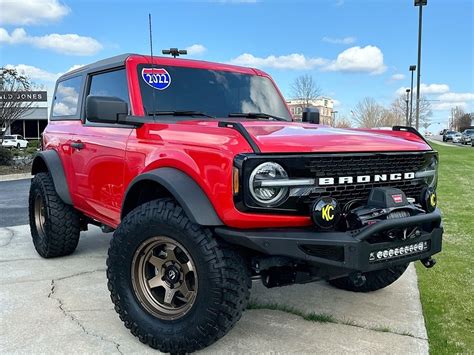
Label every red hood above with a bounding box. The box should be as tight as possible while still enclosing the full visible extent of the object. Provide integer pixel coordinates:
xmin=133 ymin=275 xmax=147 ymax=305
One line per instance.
xmin=237 ymin=121 xmax=431 ymax=153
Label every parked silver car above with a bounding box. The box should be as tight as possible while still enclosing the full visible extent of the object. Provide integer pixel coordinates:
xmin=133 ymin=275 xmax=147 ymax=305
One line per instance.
xmin=460 ymin=129 xmax=474 ymax=145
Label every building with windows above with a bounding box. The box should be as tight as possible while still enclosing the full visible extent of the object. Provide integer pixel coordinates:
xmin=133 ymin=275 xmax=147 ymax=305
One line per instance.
xmin=2 ymin=107 xmax=48 ymax=140
xmin=286 ymin=97 xmax=334 ymax=125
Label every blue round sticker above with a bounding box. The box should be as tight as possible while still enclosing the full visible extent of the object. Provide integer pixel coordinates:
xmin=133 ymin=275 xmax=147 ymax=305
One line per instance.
xmin=142 ymin=68 xmax=171 ymax=90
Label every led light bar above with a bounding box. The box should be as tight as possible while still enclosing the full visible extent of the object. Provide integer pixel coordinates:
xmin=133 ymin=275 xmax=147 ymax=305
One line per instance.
xmin=369 ymin=241 xmax=429 ymax=262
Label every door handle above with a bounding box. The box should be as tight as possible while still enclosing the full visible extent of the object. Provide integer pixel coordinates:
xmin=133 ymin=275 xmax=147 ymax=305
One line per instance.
xmin=71 ymin=141 xmax=84 ymax=150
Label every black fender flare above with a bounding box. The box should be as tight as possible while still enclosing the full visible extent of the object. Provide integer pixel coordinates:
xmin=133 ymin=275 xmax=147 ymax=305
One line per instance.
xmin=122 ymin=167 xmax=223 ymax=226
xmin=31 ymin=150 xmax=73 ymax=205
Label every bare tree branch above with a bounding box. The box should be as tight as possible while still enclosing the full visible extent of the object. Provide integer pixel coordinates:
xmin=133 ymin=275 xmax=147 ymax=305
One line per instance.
xmin=290 ymin=74 xmax=322 ymax=109
xmin=0 ymin=67 xmax=35 ymax=139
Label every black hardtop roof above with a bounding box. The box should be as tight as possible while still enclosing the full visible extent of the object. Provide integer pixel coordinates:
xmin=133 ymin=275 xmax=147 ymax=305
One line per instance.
xmin=58 ymin=53 xmax=133 ymax=81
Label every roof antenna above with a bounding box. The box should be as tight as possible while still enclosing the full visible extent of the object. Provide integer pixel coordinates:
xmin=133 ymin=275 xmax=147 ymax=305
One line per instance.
xmin=148 ymin=13 xmax=156 ymax=121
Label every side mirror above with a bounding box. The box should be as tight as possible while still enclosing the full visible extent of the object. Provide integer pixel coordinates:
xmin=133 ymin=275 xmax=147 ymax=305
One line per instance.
xmin=302 ymin=108 xmax=320 ymax=124
xmin=85 ymin=95 xmax=128 ymax=124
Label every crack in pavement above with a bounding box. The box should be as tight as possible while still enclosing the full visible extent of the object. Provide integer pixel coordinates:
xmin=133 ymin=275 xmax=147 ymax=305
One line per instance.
xmin=46 ymin=270 xmax=123 ymax=355
xmin=248 ymin=302 xmax=427 ymax=341
xmin=0 ymin=227 xmax=15 ymax=247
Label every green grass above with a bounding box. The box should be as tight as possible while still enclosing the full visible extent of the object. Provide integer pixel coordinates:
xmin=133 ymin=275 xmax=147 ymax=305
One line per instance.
xmin=416 ymin=143 xmax=474 ymax=354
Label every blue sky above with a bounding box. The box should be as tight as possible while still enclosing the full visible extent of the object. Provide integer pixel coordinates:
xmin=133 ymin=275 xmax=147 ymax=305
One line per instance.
xmin=1 ymin=0 xmax=473 ymax=128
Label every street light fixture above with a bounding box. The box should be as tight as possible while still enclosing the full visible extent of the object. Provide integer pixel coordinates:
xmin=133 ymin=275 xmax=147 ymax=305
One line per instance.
xmin=405 ymin=89 xmax=411 ymax=126
xmin=409 ymin=65 xmax=416 ymax=127
xmin=414 ymin=0 xmax=427 ymax=131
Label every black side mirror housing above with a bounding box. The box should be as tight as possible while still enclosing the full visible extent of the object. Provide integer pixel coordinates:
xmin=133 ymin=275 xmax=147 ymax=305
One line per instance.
xmin=85 ymin=96 xmax=128 ymax=124
xmin=302 ymin=108 xmax=320 ymax=124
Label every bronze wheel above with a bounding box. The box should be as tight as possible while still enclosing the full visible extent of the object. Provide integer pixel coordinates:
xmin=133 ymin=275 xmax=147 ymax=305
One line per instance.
xmin=131 ymin=236 xmax=198 ymax=320
xmin=34 ymin=194 xmax=46 ymax=239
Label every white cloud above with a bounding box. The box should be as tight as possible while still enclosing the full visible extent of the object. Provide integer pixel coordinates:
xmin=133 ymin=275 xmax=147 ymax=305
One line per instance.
xmin=0 ymin=28 xmax=102 ymax=56
xmin=229 ymin=45 xmax=387 ymax=75
xmin=396 ymin=83 xmax=450 ymax=96
xmin=333 ymin=99 xmax=341 ymax=107
xmin=431 ymin=102 xmax=468 ymax=111
xmin=323 ymin=45 xmax=387 ymax=75
xmin=437 ymin=92 xmax=474 ymax=102
xmin=0 ymin=0 xmax=70 ymax=25
xmin=185 ymin=44 xmax=206 ymax=56
xmin=4 ymin=64 xmax=59 ymax=82
xmin=5 ymin=63 xmax=84 ymax=82
xmin=229 ymin=53 xmax=327 ymax=70
xmin=322 ymin=36 xmax=356 ymax=45
xmin=390 ymin=73 xmax=405 ymax=81
xmin=66 ymin=64 xmax=85 ymax=73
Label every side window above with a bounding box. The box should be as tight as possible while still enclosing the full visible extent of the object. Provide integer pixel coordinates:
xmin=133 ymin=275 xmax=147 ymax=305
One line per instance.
xmin=88 ymin=69 xmax=130 ymax=114
xmin=52 ymin=76 xmax=82 ymax=118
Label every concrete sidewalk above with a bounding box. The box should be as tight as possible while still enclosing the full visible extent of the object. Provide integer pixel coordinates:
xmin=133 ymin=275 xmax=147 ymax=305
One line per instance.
xmin=0 ymin=225 xmax=429 ymax=354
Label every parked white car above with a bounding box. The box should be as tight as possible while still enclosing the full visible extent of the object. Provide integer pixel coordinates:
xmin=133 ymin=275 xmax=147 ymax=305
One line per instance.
xmin=452 ymin=133 xmax=463 ymax=143
xmin=1 ymin=135 xmax=29 ymax=149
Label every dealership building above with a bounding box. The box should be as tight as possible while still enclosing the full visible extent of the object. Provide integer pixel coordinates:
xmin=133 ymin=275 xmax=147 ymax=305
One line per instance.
xmin=2 ymin=107 xmax=48 ymax=140
xmin=286 ymin=97 xmax=335 ymax=125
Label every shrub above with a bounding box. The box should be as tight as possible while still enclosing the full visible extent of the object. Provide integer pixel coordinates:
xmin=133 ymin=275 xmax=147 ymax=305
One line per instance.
xmin=0 ymin=147 xmax=13 ymax=166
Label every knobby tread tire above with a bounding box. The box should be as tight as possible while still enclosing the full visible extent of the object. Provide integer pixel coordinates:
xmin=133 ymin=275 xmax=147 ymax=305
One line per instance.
xmin=28 ymin=172 xmax=80 ymax=258
xmin=107 ymin=199 xmax=251 ymax=353
xmin=328 ymin=264 xmax=409 ymax=292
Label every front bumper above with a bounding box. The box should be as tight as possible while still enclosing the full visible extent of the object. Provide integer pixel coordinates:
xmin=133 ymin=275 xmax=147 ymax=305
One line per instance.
xmin=215 ymin=209 xmax=442 ymax=274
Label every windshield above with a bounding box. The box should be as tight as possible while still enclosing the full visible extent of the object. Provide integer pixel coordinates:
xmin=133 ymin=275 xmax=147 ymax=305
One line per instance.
xmin=137 ymin=65 xmax=291 ymax=120
xmin=3 ymin=136 xmax=14 ymax=139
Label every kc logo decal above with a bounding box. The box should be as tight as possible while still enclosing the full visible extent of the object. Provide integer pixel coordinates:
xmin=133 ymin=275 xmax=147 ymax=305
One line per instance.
xmin=142 ymin=68 xmax=171 ymax=90
xmin=321 ymin=204 xmax=334 ymax=222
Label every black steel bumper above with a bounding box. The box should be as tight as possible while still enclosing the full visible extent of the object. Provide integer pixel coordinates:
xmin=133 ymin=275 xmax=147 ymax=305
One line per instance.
xmin=215 ymin=209 xmax=443 ymax=273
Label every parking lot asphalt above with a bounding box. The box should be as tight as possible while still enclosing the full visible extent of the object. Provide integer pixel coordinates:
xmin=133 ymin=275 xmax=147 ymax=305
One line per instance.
xmin=0 ymin=225 xmax=429 ymax=354
xmin=0 ymin=178 xmax=30 ymax=228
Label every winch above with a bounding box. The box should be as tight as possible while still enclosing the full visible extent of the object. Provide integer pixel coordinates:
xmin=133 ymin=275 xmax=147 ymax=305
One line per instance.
xmin=346 ymin=187 xmax=425 ymax=239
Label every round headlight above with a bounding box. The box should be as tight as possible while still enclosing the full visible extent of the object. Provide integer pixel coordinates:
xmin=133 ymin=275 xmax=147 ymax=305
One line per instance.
xmin=249 ymin=162 xmax=288 ymax=206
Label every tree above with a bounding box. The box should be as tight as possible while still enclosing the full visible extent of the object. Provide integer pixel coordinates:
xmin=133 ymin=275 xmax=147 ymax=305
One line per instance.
xmin=353 ymin=96 xmax=432 ymax=129
xmin=290 ymin=74 xmax=322 ymax=109
xmin=0 ymin=67 xmax=35 ymax=139
xmin=455 ymin=112 xmax=472 ymax=132
xmin=352 ymin=97 xmax=385 ymax=128
xmin=334 ymin=117 xmax=353 ymax=128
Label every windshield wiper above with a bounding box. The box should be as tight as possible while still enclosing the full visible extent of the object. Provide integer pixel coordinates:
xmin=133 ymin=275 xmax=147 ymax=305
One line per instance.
xmin=228 ymin=112 xmax=287 ymax=121
xmin=147 ymin=110 xmax=214 ymax=118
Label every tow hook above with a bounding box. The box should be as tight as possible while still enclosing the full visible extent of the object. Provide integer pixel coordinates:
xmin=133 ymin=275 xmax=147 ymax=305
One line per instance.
xmin=349 ymin=272 xmax=366 ymax=287
xmin=421 ymin=257 xmax=436 ymax=268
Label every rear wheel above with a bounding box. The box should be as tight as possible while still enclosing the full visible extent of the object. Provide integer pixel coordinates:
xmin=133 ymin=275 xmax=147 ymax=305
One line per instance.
xmin=328 ymin=264 xmax=409 ymax=292
xmin=29 ymin=172 xmax=80 ymax=258
xmin=107 ymin=199 xmax=251 ymax=353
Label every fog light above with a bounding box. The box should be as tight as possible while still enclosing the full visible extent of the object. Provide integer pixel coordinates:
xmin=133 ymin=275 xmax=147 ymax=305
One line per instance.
xmin=421 ymin=187 xmax=437 ymax=213
xmin=311 ymin=197 xmax=341 ymax=229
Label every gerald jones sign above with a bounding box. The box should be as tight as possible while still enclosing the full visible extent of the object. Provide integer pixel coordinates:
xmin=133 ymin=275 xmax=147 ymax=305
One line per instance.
xmin=0 ymin=91 xmax=48 ymax=102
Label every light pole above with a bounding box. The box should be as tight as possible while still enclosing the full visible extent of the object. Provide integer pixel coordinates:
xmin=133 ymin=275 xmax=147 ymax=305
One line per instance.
xmin=405 ymin=89 xmax=411 ymax=126
xmin=332 ymin=110 xmax=338 ymax=126
xmin=409 ymin=65 xmax=416 ymax=126
xmin=414 ymin=0 xmax=427 ymax=131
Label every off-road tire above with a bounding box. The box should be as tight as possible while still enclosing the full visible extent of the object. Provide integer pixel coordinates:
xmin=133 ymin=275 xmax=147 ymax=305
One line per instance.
xmin=328 ymin=264 xmax=409 ymax=292
xmin=107 ymin=199 xmax=251 ymax=353
xmin=29 ymin=172 xmax=80 ymax=258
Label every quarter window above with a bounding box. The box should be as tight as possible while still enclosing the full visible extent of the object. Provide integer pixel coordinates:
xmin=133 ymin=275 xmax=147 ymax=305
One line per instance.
xmin=52 ymin=76 xmax=82 ymax=117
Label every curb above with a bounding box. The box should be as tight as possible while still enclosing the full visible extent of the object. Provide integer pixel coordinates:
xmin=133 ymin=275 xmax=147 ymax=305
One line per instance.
xmin=0 ymin=173 xmax=31 ymax=182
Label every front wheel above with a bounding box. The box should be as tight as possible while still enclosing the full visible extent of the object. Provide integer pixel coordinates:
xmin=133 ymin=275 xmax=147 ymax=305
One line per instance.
xmin=328 ymin=264 xmax=409 ymax=292
xmin=29 ymin=172 xmax=80 ymax=257
xmin=107 ymin=199 xmax=251 ymax=353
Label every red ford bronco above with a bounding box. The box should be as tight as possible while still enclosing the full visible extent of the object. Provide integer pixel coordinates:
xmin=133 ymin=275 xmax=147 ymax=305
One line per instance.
xmin=29 ymin=53 xmax=442 ymax=353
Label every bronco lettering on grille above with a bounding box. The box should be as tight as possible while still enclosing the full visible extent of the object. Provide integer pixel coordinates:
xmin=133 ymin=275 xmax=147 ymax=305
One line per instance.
xmin=318 ymin=172 xmax=415 ymax=186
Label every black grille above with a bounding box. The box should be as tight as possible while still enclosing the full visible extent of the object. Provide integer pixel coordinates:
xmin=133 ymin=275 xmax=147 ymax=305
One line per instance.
xmin=305 ymin=154 xmax=426 ymax=178
xmin=302 ymin=154 xmax=428 ymax=209
xmin=236 ymin=151 xmax=436 ymax=215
